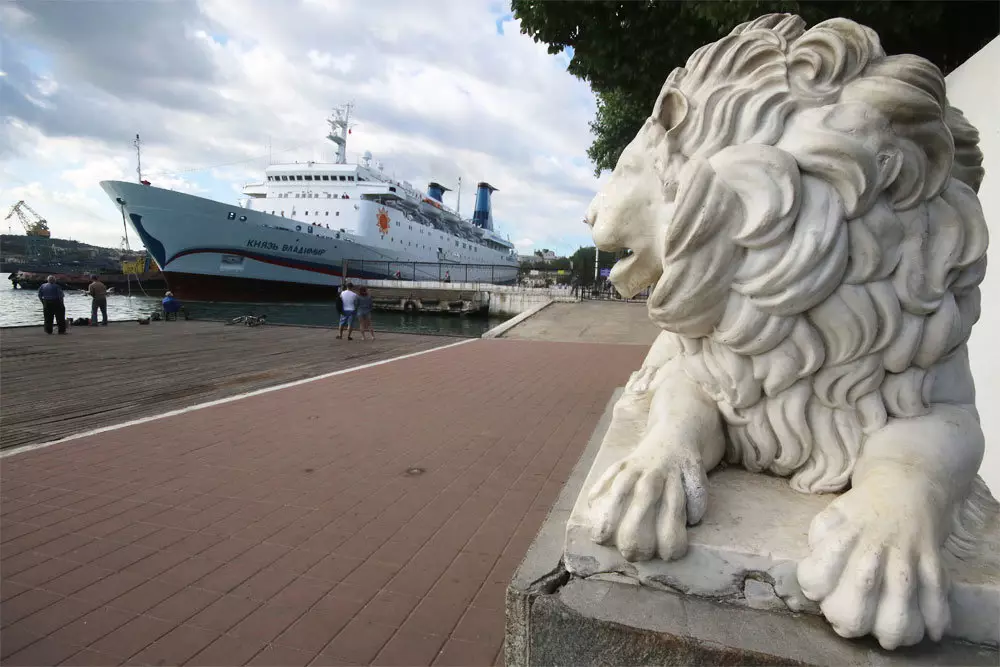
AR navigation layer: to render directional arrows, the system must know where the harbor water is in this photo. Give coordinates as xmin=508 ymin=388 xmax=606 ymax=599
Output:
xmin=0 ymin=280 xmax=508 ymax=337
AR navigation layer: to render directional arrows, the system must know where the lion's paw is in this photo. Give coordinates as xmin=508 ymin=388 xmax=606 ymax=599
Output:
xmin=797 ymin=484 xmax=951 ymax=650
xmin=586 ymin=450 xmax=707 ymax=562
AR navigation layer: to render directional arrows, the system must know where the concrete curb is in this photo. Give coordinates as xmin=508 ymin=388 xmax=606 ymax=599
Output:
xmin=504 ymin=387 xmax=622 ymax=666
xmin=481 ymin=299 xmax=553 ymax=339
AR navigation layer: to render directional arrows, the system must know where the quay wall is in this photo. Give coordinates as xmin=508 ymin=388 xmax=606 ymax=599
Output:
xmin=359 ymin=279 xmax=578 ymax=317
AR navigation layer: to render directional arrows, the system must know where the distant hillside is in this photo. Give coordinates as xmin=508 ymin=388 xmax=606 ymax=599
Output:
xmin=0 ymin=234 xmax=131 ymax=273
xmin=0 ymin=234 xmax=119 ymax=256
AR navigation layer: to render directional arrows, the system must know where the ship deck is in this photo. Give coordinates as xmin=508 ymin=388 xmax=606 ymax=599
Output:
xmin=0 ymin=322 xmax=450 ymax=451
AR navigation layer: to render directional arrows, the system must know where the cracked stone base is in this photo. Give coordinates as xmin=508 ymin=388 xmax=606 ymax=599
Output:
xmin=504 ymin=388 xmax=1000 ymax=667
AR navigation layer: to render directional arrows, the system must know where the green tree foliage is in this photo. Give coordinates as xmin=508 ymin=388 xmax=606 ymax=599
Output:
xmin=512 ymin=0 xmax=999 ymax=175
xmin=569 ymin=246 xmax=621 ymax=287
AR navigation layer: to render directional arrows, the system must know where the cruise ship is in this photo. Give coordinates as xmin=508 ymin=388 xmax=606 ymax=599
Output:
xmin=99 ymin=105 xmax=520 ymax=302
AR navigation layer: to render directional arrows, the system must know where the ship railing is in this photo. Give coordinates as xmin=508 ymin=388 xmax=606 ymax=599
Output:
xmin=342 ymin=260 xmax=524 ymax=286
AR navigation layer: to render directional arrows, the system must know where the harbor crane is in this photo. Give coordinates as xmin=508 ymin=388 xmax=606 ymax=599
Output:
xmin=5 ymin=200 xmax=51 ymax=238
xmin=5 ymin=200 xmax=52 ymax=259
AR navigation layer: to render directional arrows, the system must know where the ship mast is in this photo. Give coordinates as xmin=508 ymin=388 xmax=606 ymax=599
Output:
xmin=456 ymin=176 xmax=462 ymax=217
xmin=326 ymin=103 xmax=354 ymax=165
xmin=134 ymin=134 xmax=143 ymax=183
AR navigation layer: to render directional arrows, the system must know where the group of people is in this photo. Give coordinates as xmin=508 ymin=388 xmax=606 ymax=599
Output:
xmin=334 ymin=282 xmax=375 ymax=340
xmin=38 ymin=275 xmax=187 ymax=334
xmin=37 ymin=275 xmax=109 ymax=334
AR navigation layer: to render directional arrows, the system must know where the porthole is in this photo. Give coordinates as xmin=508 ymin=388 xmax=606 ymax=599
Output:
xmin=239 ymin=215 xmax=247 ymax=222
xmin=227 ymin=212 xmax=236 ymax=220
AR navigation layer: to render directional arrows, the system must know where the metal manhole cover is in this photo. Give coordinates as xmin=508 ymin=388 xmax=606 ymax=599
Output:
xmin=405 ymin=467 xmax=425 ymax=476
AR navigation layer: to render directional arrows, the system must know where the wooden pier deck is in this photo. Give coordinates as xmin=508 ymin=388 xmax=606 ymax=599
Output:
xmin=0 ymin=322 xmax=450 ymax=451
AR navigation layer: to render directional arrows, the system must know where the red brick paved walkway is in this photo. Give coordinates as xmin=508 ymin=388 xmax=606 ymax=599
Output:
xmin=1 ymin=339 xmax=646 ymax=666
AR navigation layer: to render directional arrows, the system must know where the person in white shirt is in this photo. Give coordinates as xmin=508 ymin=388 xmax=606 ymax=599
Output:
xmin=338 ymin=282 xmax=358 ymax=340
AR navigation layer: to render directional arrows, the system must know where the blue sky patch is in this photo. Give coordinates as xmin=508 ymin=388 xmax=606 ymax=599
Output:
xmin=495 ymin=12 xmax=514 ymax=36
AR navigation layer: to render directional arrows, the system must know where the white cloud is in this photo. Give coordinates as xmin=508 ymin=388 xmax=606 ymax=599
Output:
xmin=0 ymin=0 xmax=604 ymax=257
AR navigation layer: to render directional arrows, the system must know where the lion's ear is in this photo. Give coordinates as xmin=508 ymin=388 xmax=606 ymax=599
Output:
xmin=653 ymin=86 xmax=689 ymax=134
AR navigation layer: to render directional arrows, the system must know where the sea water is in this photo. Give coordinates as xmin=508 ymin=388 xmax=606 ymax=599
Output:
xmin=0 ymin=280 xmax=507 ymax=337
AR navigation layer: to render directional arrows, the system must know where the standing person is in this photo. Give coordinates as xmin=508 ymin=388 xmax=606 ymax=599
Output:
xmin=38 ymin=276 xmax=66 ymax=335
xmin=334 ymin=285 xmax=344 ymax=318
xmin=87 ymin=275 xmax=108 ymax=326
xmin=337 ymin=282 xmax=358 ymax=340
xmin=356 ymin=286 xmax=375 ymax=340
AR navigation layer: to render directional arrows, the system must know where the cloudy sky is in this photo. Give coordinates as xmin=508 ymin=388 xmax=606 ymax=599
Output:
xmin=0 ymin=0 xmax=605 ymax=255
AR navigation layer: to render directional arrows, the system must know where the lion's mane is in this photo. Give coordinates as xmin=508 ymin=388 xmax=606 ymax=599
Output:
xmin=643 ymin=14 xmax=992 ymax=535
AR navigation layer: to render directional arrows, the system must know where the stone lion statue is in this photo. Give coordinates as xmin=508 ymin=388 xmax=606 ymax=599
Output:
xmin=582 ymin=13 xmax=997 ymax=650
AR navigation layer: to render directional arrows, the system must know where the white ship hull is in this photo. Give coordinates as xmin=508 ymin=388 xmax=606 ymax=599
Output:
xmin=100 ymin=180 xmax=519 ymax=303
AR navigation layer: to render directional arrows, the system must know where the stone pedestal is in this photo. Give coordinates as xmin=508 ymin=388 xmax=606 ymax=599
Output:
xmin=504 ymin=389 xmax=1000 ymax=666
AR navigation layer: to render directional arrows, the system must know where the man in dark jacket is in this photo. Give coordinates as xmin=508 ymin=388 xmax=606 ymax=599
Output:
xmin=38 ymin=275 xmax=66 ymax=334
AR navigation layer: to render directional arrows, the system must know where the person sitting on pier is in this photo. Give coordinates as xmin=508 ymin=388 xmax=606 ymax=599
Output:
xmin=161 ymin=291 xmax=187 ymax=320
xmin=357 ymin=286 xmax=375 ymax=341
xmin=38 ymin=275 xmax=67 ymax=335
xmin=337 ymin=282 xmax=358 ymax=340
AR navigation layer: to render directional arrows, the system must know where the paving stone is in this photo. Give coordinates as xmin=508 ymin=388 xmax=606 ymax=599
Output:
xmin=0 ymin=339 xmax=643 ymax=667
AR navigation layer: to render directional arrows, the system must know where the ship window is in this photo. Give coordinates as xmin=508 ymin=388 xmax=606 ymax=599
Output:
xmin=336 ymin=212 xmax=340 ymax=216
xmin=322 ymin=175 xmax=329 ymax=181
xmin=395 ymin=221 xmax=399 ymax=227
xmin=228 ymin=212 xmax=236 ymax=220
xmin=296 ymin=225 xmax=302 ymax=231
xmin=305 ymin=175 xmax=313 ymax=181
xmin=348 ymin=176 xmax=355 ymax=181
xmin=296 ymin=175 xmax=303 ymax=181
xmin=304 ymin=211 xmax=309 ymax=215
xmin=325 ymin=211 xmax=329 ymax=216
xmin=339 ymin=176 xmax=346 ymax=181
xmin=295 ymin=194 xmax=300 ymax=198
xmin=239 ymin=215 xmax=247 ymax=222
xmin=326 ymin=193 xmax=331 ymax=198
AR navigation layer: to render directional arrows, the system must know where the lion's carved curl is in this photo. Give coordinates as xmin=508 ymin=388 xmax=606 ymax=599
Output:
xmin=594 ymin=14 xmax=995 ymax=552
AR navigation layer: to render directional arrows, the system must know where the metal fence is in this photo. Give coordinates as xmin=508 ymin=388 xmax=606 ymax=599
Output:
xmin=342 ymin=260 xmax=521 ymax=285
xmin=580 ymin=282 xmax=650 ymax=303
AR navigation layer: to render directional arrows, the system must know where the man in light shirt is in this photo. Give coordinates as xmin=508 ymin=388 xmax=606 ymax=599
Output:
xmin=337 ymin=281 xmax=358 ymax=340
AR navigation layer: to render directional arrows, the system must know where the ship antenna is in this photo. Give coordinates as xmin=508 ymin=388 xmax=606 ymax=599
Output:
xmin=326 ymin=102 xmax=354 ymax=166
xmin=456 ymin=176 xmax=462 ymax=217
xmin=134 ymin=134 xmax=142 ymax=183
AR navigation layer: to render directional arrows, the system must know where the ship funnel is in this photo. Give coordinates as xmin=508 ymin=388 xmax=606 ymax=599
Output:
xmin=473 ymin=182 xmax=497 ymax=231
xmin=426 ymin=182 xmax=451 ymax=203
